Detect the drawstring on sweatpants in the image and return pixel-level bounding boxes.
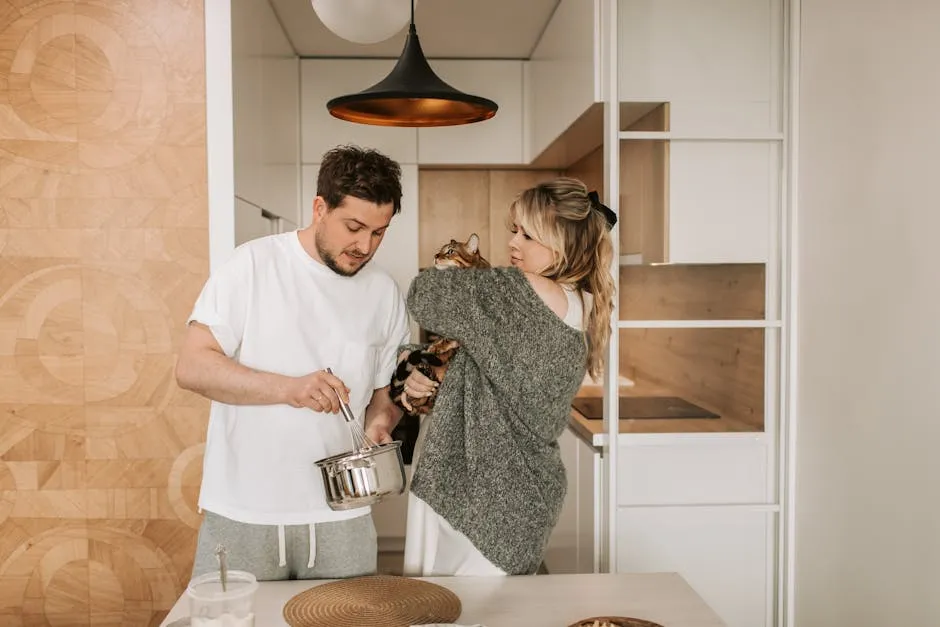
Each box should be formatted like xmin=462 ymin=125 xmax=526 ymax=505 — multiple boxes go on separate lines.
xmin=277 ymin=525 xmax=287 ymax=567
xmin=274 ymin=523 xmax=317 ymax=569
xmin=307 ymin=524 xmax=317 ymax=568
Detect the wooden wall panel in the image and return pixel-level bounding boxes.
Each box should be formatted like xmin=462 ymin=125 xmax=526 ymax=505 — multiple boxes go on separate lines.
xmin=615 ymin=265 xmax=766 ymax=432
xmin=418 ymin=170 xmax=490 ymax=264
xmin=0 ymin=1 xmax=209 ymax=625
xmin=418 ymin=169 xmax=560 ymax=267
xmin=565 ymin=105 xmax=668 ymax=263
xmin=620 ymin=263 xmax=766 ymax=320
xmin=620 ymin=328 xmax=765 ymax=431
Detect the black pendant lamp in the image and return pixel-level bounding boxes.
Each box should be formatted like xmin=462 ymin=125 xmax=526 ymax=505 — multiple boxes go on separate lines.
xmin=326 ymin=0 xmax=498 ymax=127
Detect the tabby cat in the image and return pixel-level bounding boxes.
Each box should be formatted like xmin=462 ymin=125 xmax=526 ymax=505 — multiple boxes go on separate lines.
xmin=390 ymin=233 xmax=490 ymax=416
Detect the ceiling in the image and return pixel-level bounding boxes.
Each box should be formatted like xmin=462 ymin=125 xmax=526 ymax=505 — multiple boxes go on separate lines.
xmin=268 ymin=0 xmax=562 ymax=59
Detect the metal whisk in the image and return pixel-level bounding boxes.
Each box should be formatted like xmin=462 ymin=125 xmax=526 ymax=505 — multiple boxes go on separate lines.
xmin=326 ymin=367 xmax=377 ymax=452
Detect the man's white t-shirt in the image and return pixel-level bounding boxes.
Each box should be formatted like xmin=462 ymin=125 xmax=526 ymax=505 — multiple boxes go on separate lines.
xmin=187 ymin=230 xmax=411 ymax=526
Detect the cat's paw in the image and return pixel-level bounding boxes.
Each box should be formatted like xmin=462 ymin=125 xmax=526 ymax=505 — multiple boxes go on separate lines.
xmin=405 ymin=391 xmax=436 ymax=415
xmin=391 ymin=390 xmax=417 ymax=415
xmin=393 ymin=356 xmax=414 ymax=382
xmin=407 ymin=349 xmax=443 ymax=368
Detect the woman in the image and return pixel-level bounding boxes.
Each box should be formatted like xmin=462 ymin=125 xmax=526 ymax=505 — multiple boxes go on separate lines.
xmin=400 ymin=177 xmax=616 ymax=576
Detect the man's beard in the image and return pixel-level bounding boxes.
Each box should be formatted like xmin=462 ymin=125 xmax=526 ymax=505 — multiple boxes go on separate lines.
xmin=316 ymin=231 xmax=367 ymax=277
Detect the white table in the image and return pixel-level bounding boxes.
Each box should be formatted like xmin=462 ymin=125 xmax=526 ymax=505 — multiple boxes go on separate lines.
xmin=160 ymin=572 xmax=726 ymax=627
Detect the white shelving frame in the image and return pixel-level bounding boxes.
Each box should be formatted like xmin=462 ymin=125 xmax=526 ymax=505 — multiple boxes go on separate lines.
xmin=600 ymin=0 xmax=620 ymax=575
xmin=598 ymin=2 xmax=797 ymax=625
xmin=781 ymin=1 xmax=801 ymax=626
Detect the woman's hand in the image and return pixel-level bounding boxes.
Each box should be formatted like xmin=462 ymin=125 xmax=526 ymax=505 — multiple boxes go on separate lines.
xmin=402 ymin=368 xmax=438 ymax=412
xmin=392 ymin=348 xmax=443 ymax=412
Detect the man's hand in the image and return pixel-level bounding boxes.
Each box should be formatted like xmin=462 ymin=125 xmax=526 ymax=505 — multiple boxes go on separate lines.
xmin=284 ymin=370 xmax=350 ymax=414
xmin=365 ymin=421 xmax=394 ymax=445
xmin=365 ymin=385 xmax=401 ymax=444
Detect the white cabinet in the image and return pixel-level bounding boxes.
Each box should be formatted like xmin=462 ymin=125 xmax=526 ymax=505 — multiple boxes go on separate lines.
xmin=231 ymin=0 xmax=263 ymax=207
xmin=618 ymin=0 xmax=783 ymax=135
xmin=524 ymin=0 xmax=599 ymax=162
xmin=232 ymin=0 xmax=301 ymax=224
xmin=615 ymin=0 xmax=783 ymax=263
xmin=617 ymin=506 xmax=773 ymax=627
xmin=300 ymin=164 xmax=317 ymax=227
xmin=301 ymin=60 xmax=418 ymax=165
xmin=544 ymin=428 xmax=600 ymax=575
xmin=615 ymin=435 xmax=773 ymax=627
xmin=259 ymin=56 xmax=300 ymax=222
xmin=544 ymin=429 xmax=579 ymax=574
xmin=617 ymin=434 xmax=769 ymax=506
xmin=234 ymin=199 xmax=297 ymax=248
xmin=417 ymin=61 xmax=524 ymax=165
xmin=666 ymin=140 xmax=778 ymax=264
xmin=575 ymin=431 xmax=599 ymax=574
xmin=234 ymin=198 xmax=274 ymax=246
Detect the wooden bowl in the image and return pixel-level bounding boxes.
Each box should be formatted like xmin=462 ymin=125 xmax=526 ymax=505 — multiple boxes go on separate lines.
xmin=568 ymin=617 xmax=665 ymax=627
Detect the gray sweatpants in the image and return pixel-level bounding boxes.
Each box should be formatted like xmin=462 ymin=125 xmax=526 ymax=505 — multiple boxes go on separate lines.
xmin=191 ymin=510 xmax=377 ymax=582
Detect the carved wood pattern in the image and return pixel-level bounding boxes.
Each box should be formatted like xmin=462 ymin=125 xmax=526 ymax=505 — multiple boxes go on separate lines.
xmin=0 ymin=0 xmax=209 ymax=624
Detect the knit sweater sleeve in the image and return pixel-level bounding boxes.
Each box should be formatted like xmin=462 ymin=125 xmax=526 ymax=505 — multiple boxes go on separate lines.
xmin=406 ymin=265 xmax=586 ymax=416
xmin=406 ymin=267 xmax=512 ymax=350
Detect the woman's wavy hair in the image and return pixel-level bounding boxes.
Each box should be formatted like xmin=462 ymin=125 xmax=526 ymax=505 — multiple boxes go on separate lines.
xmin=509 ymin=177 xmax=615 ymax=379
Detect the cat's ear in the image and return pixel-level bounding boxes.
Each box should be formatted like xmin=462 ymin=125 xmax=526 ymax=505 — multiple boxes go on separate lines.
xmin=466 ymin=233 xmax=479 ymax=253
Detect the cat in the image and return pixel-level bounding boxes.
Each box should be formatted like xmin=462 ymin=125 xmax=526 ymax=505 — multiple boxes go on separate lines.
xmin=390 ymin=233 xmax=490 ymax=416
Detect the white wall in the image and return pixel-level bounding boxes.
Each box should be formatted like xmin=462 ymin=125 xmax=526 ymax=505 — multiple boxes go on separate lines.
xmin=232 ymin=0 xmax=301 ymax=247
xmin=205 ymin=0 xmax=235 ymax=270
xmin=794 ymin=0 xmax=940 ymax=625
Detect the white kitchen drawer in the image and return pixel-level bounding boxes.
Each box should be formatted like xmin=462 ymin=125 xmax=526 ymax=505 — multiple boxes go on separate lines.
xmin=617 ymin=435 xmax=768 ymax=505
xmin=616 ymin=506 xmax=774 ymax=627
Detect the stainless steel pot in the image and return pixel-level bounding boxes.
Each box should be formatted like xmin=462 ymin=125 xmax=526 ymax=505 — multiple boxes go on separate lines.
xmin=314 ymin=441 xmax=406 ymax=511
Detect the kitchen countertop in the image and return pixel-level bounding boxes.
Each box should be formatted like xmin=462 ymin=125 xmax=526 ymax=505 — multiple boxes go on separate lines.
xmin=159 ymin=572 xmax=726 ymax=627
xmin=569 ymin=380 xmax=758 ymax=446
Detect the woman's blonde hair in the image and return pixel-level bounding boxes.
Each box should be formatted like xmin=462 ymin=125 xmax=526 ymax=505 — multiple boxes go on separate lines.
xmin=509 ymin=177 xmax=615 ymax=379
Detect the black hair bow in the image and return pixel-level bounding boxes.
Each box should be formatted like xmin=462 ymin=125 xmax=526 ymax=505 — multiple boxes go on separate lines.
xmin=588 ymin=191 xmax=617 ymax=230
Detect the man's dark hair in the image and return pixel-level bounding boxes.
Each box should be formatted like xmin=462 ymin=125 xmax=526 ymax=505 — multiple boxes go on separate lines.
xmin=316 ymin=145 xmax=403 ymax=214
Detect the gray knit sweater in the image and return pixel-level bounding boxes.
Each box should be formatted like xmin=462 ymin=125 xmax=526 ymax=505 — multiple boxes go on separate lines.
xmin=405 ymin=266 xmax=587 ymax=575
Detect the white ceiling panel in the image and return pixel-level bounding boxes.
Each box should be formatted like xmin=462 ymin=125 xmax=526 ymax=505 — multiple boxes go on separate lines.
xmin=268 ymin=0 xmax=561 ymax=59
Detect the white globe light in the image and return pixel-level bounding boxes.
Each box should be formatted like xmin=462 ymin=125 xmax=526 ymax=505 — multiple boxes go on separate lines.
xmin=311 ymin=0 xmax=416 ymax=45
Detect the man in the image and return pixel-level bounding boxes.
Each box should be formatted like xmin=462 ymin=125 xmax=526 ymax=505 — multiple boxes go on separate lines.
xmin=175 ymin=145 xmax=410 ymax=580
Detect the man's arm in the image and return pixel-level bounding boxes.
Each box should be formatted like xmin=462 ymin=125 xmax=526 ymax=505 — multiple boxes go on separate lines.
xmin=175 ymin=322 xmax=348 ymax=412
xmin=364 ymin=385 xmax=402 ymax=444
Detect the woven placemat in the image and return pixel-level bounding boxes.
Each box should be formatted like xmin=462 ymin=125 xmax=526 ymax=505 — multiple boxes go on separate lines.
xmin=282 ymin=575 xmax=461 ymax=627
xmin=569 ymin=617 xmax=665 ymax=627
